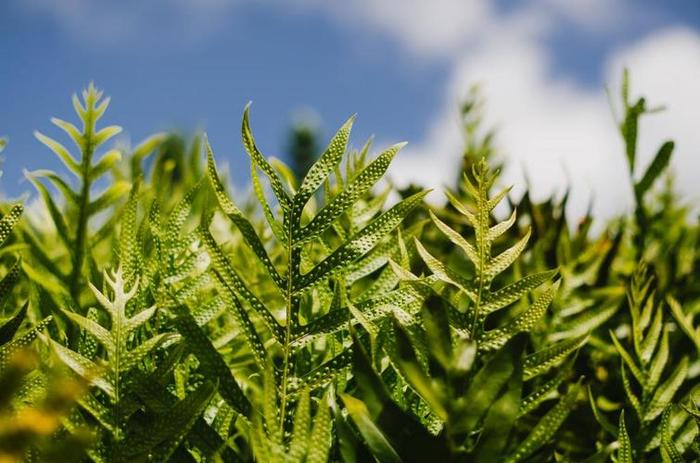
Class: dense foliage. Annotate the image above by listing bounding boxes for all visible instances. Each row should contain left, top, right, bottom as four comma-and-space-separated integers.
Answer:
1, 72, 699, 462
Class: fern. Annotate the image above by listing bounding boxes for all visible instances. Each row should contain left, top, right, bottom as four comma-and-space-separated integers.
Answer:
594, 264, 698, 458
249, 364, 332, 462
201, 106, 426, 432
46, 266, 183, 460
340, 162, 584, 461
406, 160, 558, 355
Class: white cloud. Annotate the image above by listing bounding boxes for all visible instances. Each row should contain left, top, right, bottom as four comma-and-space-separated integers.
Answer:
295, 0, 494, 57
391, 33, 626, 220
605, 28, 700, 210
19, 0, 700, 220
364, 3, 700, 221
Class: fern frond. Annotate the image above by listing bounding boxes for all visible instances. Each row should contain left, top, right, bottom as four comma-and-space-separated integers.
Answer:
204, 106, 425, 441
48, 266, 181, 454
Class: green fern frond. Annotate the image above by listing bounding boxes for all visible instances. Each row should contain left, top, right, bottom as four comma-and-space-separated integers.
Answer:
47, 266, 181, 456
415, 160, 559, 357
205, 106, 426, 437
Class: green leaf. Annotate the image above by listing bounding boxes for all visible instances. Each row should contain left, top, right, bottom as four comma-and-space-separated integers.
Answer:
0, 316, 52, 371
340, 394, 402, 463
645, 357, 688, 422
60, 308, 114, 352
474, 357, 523, 462
482, 270, 558, 315
479, 281, 559, 351
250, 160, 286, 243
242, 104, 292, 209
504, 381, 580, 463
523, 334, 588, 380
389, 316, 447, 420
88, 180, 131, 214
296, 142, 405, 244
34, 131, 81, 175
121, 380, 217, 460
47, 337, 113, 398
294, 190, 428, 292
636, 141, 674, 198
459, 335, 525, 434
205, 141, 286, 289
610, 331, 644, 386
93, 124, 122, 147
519, 367, 568, 418
661, 407, 685, 463
647, 328, 669, 393
414, 238, 476, 299
0, 204, 23, 248
24, 172, 72, 247
0, 302, 28, 346
288, 389, 311, 462
307, 393, 332, 463
294, 114, 355, 211
618, 411, 633, 463
666, 295, 700, 355
90, 149, 121, 179
485, 228, 531, 280
0, 260, 21, 309
169, 302, 251, 415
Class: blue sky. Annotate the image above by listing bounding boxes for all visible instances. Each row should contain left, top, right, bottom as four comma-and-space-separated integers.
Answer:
2, 0, 700, 218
